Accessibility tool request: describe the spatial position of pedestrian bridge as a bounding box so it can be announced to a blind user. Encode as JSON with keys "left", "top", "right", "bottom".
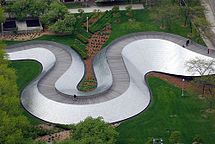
{"left": 6, "top": 32, "right": 215, "bottom": 124}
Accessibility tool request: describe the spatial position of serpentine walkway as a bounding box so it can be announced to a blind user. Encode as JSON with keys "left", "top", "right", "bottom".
{"left": 6, "top": 32, "right": 215, "bottom": 124}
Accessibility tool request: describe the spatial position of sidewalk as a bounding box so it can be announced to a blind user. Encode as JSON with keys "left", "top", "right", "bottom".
{"left": 68, "top": 4, "right": 144, "bottom": 13}
{"left": 201, "top": 0, "right": 215, "bottom": 49}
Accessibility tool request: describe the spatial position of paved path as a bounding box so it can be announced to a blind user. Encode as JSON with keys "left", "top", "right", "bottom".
{"left": 68, "top": 4, "right": 144, "bottom": 13}
{"left": 201, "top": 0, "right": 215, "bottom": 49}
{"left": 6, "top": 32, "right": 215, "bottom": 124}
{"left": 207, "top": 0, "right": 215, "bottom": 14}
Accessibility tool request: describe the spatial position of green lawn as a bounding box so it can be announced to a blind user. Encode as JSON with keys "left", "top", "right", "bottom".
{"left": 117, "top": 77, "right": 215, "bottom": 144}
{"left": 105, "top": 9, "right": 205, "bottom": 47}
{"left": 9, "top": 60, "right": 43, "bottom": 125}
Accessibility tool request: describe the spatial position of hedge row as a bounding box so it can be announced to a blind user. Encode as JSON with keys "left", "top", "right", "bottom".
{"left": 76, "top": 34, "right": 88, "bottom": 44}
{"left": 89, "top": 11, "right": 113, "bottom": 33}
{"left": 79, "top": 28, "right": 92, "bottom": 38}
{"left": 71, "top": 39, "right": 87, "bottom": 59}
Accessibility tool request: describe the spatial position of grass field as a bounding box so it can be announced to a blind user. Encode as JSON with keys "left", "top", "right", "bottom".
{"left": 9, "top": 60, "right": 43, "bottom": 125}
{"left": 117, "top": 77, "right": 215, "bottom": 144}
{"left": 104, "top": 9, "right": 204, "bottom": 47}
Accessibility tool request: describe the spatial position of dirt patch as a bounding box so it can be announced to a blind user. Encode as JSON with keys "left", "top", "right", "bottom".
{"left": 36, "top": 130, "right": 70, "bottom": 143}
{"left": 80, "top": 25, "right": 112, "bottom": 92}
{"left": 0, "top": 29, "right": 55, "bottom": 41}
{"left": 147, "top": 72, "right": 192, "bottom": 90}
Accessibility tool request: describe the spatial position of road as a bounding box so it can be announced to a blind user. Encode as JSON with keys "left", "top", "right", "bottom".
{"left": 68, "top": 4, "right": 144, "bottom": 13}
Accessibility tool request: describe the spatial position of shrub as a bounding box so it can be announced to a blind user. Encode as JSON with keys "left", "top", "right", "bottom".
{"left": 89, "top": 11, "right": 113, "bottom": 33}
{"left": 70, "top": 39, "right": 87, "bottom": 59}
{"left": 76, "top": 34, "right": 88, "bottom": 44}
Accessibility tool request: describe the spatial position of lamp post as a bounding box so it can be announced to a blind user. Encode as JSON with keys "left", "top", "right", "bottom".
{"left": 86, "top": 16, "right": 88, "bottom": 33}
{"left": 182, "top": 78, "right": 185, "bottom": 96}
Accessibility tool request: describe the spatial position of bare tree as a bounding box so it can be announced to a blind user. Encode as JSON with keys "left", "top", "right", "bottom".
{"left": 185, "top": 57, "right": 215, "bottom": 76}
{"left": 185, "top": 57, "right": 215, "bottom": 96}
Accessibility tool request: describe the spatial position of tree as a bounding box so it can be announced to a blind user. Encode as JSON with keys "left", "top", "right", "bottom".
{"left": 0, "top": 41, "right": 33, "bottom": 144}
{"left": 0, "top": 6, "right": 5, "bottom": 34}
{"left": 72, "top": 117, "right": 118, "bottom": 144}
{"left": 49, "top": 14, "right": 76, "bottom": 34}
{"left": 40, "top": 1, "right": 68, "bottom": 26}
{"left": 178, "top": 0, "right": 207, "bottom": 33}
{"left": 9, "top": 0, "right": 48, "bottom": 21}
{"left": 112, "top": 5, "right": 120, "bottom": 23}
{"left": 151, "top": 4, "right": 179, "bottom": 30}
{"left": 78, "top": 8, "right": 84, "bottom": 19}
{"left": 186, "top": 57, "right": 215, "bottom": 76}
{"left": 169, "top": 131, "right": 182, "bottom": 144}
{"left": 186, "top": 57, "right": 215, "bottom": 98}
{"left": 125, "top": 5, "right": 134, "bottom": 21}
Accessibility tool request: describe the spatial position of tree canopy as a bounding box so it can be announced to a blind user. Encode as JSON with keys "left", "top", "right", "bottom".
{"left": 0, "top": 6, "right": 5, "bottom": 23}
{"left": 0, "top": 42, "right": 34, "bottom": 144}
{"left": 49, "top": 14, "right": 76, "bottom": 34}
{"left": 58, "top": 117, "right": 118, "bottom": 144}
{"left": 9, "top": 0, "right": 48, "bottom": 21}
{"left": 40, "top": 1, "right": 68, "bottom": 26}
{"left": 185, "top": 57, "right": 215, "bottom": 76}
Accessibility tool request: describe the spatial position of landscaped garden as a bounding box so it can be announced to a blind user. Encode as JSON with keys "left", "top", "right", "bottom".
{"left": 1, "top": 0, "right": 215, "bottom": 143}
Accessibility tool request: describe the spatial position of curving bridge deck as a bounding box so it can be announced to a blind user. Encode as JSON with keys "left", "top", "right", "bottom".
{"left": 6, "top": 32, "right": 215, "bottom": 124}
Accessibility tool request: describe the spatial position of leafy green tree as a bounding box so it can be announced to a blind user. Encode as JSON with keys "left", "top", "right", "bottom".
{"left": 151, "top": 4, "right": 179, "bottom": 30}
{"left": 40, "top": 1, "right": 68, "bottom": 26}
{"left": 9, "top": 0, "right": 48, "bottom": 21}
{"left": 182, "top": 5, "right": 206, "bottom": 33}
{"left": 49, "top": 14, "right": 76, "bottom": 34}
{"left": 125, "top": 5, "right": 133, "bottom": 21}
{"left": 0, "top": 6, "right": 5, "bottom": 23}
{"left": 78, "top": 8, "right": 85, "bottom": 19}
{"left": 112, "top": 5, "right": 120, "bottom": 23}
{"left": 72, "top": 117, "right": 118, "bottom": 144}
{"left": 0, "top": 42, "right": 33, "bottom": 144}
{"left": 0, "top": 6, "right": 5, "bottom": 34}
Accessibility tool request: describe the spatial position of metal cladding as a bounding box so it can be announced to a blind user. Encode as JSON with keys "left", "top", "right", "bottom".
{"left": 6, "top": 32, "right": 215, "bottom": 124}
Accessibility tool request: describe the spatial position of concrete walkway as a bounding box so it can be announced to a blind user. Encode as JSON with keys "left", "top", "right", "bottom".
{"left": 201, "top": 0, "right": 215, "bottom": 49}
{"left": 207, "top": 0, "right": 215, "bottom": 14}
{"left": 68, "top": 4, "right": 144, "bottom": 13}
